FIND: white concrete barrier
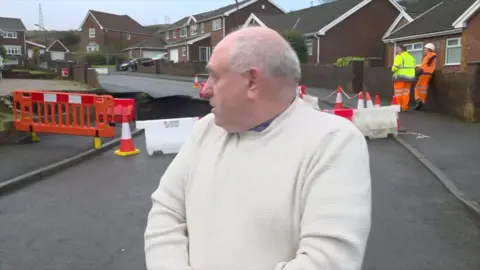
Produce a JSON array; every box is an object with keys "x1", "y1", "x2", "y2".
[
  {"x1": 136, "y1": 117, "x2": 198, "y2": 155},
  {"x1": 353, "y1": 105, "x2": 400, "y2": 139},
  {"x1": 302, "y1": 94, "x2": 320, "y2": 110},
  {"x1": 95, "y1": 68, "x2": 109, "y2": 75}
]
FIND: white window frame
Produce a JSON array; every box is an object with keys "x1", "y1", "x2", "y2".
[
  {"x1": 4, "y1": 45, "x2": 21, "y2": 55},
  {"x1": 200, "y1": 23, "x2": 204, "y2": 33},
  {"x1": 190, "y1": 24, "x2": 198, "y2": 35},
  {"x1": 199, "y1": 46, "x2": 211, "y2": 62},
  {"x1": 182, "y1": 46, "x2": 187, "y2": 56},
  {"x1": 165, "y1": 32, "x2": 170, "y2": 40},
  {"x1": 305, "y1": 39, "x2": 313, "y2": 56},
  {"x1": 445, "y1": 37, "x2": 462, "y2": 66},
  {"x1": 404, "y1": 42, "x2": 423, "y2": 66},
  {"x1": 126, "y1": 33, "x2": 131, "y2": 40},
  {"x1": 87, "y1": 45, "x2": 99, "y2": 52},
  {"x1": 89, "y1": 28, "x2": 95, "y2": 38},
  {"x1": 212, "y1": 18, "x2": 222, "y2": 31},
  {"x1": 180, "y1": 27, "x2": 187, "y2": 37},
  {"x1": 3, "y1": 31, "x2": 17, "y2": 39}
]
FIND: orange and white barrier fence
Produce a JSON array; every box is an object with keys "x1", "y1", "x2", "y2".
[{"x1": 13, "y1": 90, "x2": 135, "y2": 148}]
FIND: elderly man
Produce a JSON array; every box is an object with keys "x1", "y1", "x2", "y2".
[{"x1": 144, "y1": 26, "x2": 371, "y2": 270}]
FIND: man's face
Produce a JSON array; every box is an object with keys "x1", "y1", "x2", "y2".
[
  {"x1": 423, "y1": 48, "x2": 429, "y2": 55},
  {"x1": 203, "y1": 44, "x2": 259, "y2": 132}
]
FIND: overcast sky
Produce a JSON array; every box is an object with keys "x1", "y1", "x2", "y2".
[{"x1": 2, "y1": 0, "x2": 314, "y2": 31}]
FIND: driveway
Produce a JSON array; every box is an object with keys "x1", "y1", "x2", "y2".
[{"x1": 0, "y1": 79, "x2": 93, "y2": 96}]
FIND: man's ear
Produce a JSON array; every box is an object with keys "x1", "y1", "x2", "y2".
[
  {"x1": 247, "y1": 67, "x2": 260, "y2": 88},
  {"x1": 246, "y1": 67, "x2": 261, "y2": 101}
]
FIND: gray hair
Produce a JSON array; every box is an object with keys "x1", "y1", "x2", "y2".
[{"x1": 228, "y1": 26, "x2": 301, "y2": 83}]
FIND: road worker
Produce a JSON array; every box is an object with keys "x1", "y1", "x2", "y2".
[
  {"x1": 413, "y1": 43, "x2": 437, "y2": 110},
  {"x1": 392, "y1": 44, "x2": 416, "y2": 112}
]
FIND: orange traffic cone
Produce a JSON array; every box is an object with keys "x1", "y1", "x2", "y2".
[
  {"x1": 357, "y1": 91, "x2": 364, "y2": 109},
  {"x1": 193, "y1": 74, "x2": 199, "y2": 88},
  {"x1": 374, "y1": 95, "x2": 381, "y2": 107},
  {"x1": 115, "y1": 113, "x2": 140, "y2": 156},
  {"x1": 335, "y1": 86, "x2": 343, "y2": 109},
  {"x1": 365, "y1": 92, "x2": 374, "y2": 108},
  {"x1": 391, "y1": 95, "x2": 401, "y2": 131}
]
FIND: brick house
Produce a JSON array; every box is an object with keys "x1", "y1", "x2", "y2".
[
  {"x1": 156, "y1": 0, "x2": 285, "y2": 63},
  {"x1": 0, "y1": 17, "x2": 27, "y2": 59},
  {"x1": 46, "y1": 39, "x2": 70, "y2": 60},
  {"x1": 78, "y1": 10, "x2": 152, "y2": 53},
  {"x1": 383, "y1": 0, "x2": 480, "y2": 72},
  {"x1": 121, "y1": 34, "x2": 167, "y2": 59},
  {"x1": 243, "y1": 0, "x2": 412, "y2": 64}
]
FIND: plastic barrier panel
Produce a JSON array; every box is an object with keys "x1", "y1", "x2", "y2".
[
  {"x1": 95, "y1": 67, "x2": 109, "y2": 75},
  {"x1": 136, "y1": 117, "x2": 198, "y2": 155},
  {"x1": 13, "y1": 90, "x2": 116, "y2": 138},
  {"x1": 302, "y1": 94, "x2": 320, "y2": 110},
  {"x1": 353, "y1": 105, "x2": 400, "y2": 139},
  {"x1": 105, "y1": 98, "x2": 135, "y2": 123}
]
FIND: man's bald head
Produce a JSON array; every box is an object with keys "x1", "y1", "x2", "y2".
[{"x1": 216, "y1": 26, "x2": 301, "y2": 87}]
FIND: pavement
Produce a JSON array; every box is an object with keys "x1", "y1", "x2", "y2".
[
  {"x1": 0, "y1": 127, "x2": 123, "y2": 184},
  {"x1": 1, "y1": 122, "x2": 480, "y2": 269}
]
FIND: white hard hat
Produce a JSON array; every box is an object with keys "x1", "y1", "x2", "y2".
[{"x1": 424, "y1": 43, "x2": 435, "y2": 51}]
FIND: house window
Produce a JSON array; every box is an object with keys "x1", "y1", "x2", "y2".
[
  {"x1": 212, "y1": 18, "x2": 222, "y2": 31},
  {"x1": 173, "y1": 30, "x2": 176, "y2": 38},
  {"x1": 2, "y1": 31, "x2": 17, "y2": 39},
  {"x1": 180, "y1": 27, "x2": 187, "y2": 37},
  {"x1": 4, "y1": 45, "x2": 21, "y2": 55},
  {"x1": 190, "y1": 24, "x2": 198, "y2": 35},
  {"x1": 87, "y1": 45, "x2": 99, "y2": 52},
  {"x1": 445, "y1": 38, "x2": 461, "y2": 65},
  {"x1": 201, "y1": 23, "x2": 204, "y2": 33},
  {"x1": 404, "y1": 42, "x2": 423, "y2": 65},
  {"x1": 305, "y1": 39, "x2": 313, "y2": 56},
  {"x1": 89, "y1": 28, "x2": 95, "y2": 38},
  {"x1": 199, "y1": 46, "x2": 211, "y2": 62},
  {"x1": 126, "y1": 33, "x2": 131, "y2": 40},
  {"x1": 182, "y1": 46, "x2": 187, "y2": 56},
  {"x1": 165, "y1": 32, "x2": 169, "y2": 40}
]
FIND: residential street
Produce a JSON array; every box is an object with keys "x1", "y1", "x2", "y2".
[{"x1": 1, "y1": 110, "x2": 479, "y2": 270}]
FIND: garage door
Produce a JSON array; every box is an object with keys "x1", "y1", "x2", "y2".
[
  {"x1": 51, "y1": 51, "x2": 65, "y2": 61},
  {"x1": 169, "y1": 49, "x2": 179, "y2": 63},
  {"x1": 142, "y1": 50, "x2": 162, "y2": 58}
]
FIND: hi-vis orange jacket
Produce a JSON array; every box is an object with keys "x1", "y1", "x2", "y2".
[{"x1": 420, "y1": 52, "x2": 437, "y2": 75}]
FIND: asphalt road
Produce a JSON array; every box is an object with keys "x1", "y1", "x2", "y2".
[
  {"x1": 98, "y1": 74, "x2": 201, "y2": 98},
  {"x1": 1, "y1": 129, "x2": 479, "y2": 270}
]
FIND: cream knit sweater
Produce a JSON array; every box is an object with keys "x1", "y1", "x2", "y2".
[{"x1": 145, "y1": 98, "x2": 372, "y2": 270}]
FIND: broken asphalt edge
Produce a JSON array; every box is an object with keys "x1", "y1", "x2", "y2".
[
  {"x1": 0, "y1": 129, "x2": 145, "y2": 196},
  {"x1": 318, "y1": 99, "x2": 480, "y2": 218}
]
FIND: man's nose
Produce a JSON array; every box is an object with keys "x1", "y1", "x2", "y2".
[{"x1": 201, "y1": 77, "x2": 214, "y2": 98}]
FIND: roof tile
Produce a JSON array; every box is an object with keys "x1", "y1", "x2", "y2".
[
  {"x1": 385, "y1": 0, "x2": 475, "y2": 40},
  {"x1": 89, "y1": 10, "x2": 150, "y2": 34}
]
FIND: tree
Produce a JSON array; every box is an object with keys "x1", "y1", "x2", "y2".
[
  {"x1": 0, "y1": 45, "x2": 6, "y2": 59},
  {"x1": 282, "y1": 31, "x2": 308, "y2": 64}
]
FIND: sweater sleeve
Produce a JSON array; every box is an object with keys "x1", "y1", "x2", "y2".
[
  {"x1": 275, "y1": 126, "x2": 372, "y2": 270},
  {"x1": 144, "y1": 121, "x2": 203, "y2": 270}
]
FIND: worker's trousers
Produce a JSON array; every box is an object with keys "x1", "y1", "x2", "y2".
[
  {"x1": 393, "y1": 81, "x2": 412, "y2": 111},
  {"x1": 414, "y1": 74, "x2": 432, "y2": 103}
]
